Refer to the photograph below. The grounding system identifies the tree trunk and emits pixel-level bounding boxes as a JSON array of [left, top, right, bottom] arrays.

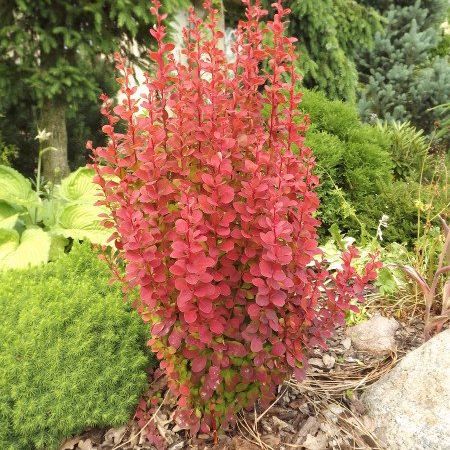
[[38, 99, 70, 183]]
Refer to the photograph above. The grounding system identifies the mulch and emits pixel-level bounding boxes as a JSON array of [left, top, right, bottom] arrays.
[[59, 314, 424, 450]]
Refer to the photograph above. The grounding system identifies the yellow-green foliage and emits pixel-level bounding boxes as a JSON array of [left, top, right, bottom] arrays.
[[0, 242, 153, 450]]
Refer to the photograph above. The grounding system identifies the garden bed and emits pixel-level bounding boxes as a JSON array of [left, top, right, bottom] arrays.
[[59, 311, 425, 450]]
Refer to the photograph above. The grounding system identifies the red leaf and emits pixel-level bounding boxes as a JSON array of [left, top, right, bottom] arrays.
[[179, 384, 190, 396], [199, 298, 213, 314], [192, 355, 207, 372], [248, 304, 261, 318], [175, 219, 189, 234], [271, 341, 285, 356], [218, 185, 234, 204], [294, 367, 306, 381], [210, 320, 224, 334], [201, 173, 215, 187], [151, 322, 165, 335], [184, 310, 197, 324], [250, 337, 263, 353], [227, 341, 247, 357]]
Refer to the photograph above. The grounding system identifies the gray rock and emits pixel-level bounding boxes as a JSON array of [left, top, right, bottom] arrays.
[[322, 354, 336, 369], [362, 329, 450, 450], [346, 314, 399, 354]]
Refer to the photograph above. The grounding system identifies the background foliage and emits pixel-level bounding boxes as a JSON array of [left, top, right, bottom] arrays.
[[0, 0, 184, 181], [302, 89, 448, 245], [358, 0, 450, 135], [258, 0, 380, 102]]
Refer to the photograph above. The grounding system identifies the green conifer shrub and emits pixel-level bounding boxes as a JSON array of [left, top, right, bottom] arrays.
[[0, 242, 153, 450], [301, 90, 394, 239], [261, 0, 380, 102], [302, 89, 447, 245], [358, 0, 450, 135]]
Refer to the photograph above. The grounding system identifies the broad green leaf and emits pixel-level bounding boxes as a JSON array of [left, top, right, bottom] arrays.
[[53, 203, 111, 245], [0, 228, 20, 260], [375, 267, 399, 296], [0, 165, 39, 209], [59, 167, 101, 203], [0, 228, 51, 270], [0, 213, 19, 229], [49, 233, 68, 261], [0, 201, 19, 229], [0, 201, 17, 220]]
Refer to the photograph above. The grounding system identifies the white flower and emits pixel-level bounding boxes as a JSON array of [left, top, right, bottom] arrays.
[[35, 128, 52, 142], [376, 214, 389, 241], [369, 113, 378, 124]]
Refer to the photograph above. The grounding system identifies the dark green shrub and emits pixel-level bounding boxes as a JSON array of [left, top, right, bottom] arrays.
[[301, 89, 362, 139], [0, 242, 153, 450], [301, 89, 394, 240], [302, 89, 448, 245], [357, 0, 450, 135], [358, 180, 422, 244]]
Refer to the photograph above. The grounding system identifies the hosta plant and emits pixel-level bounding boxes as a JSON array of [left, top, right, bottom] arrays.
[[0, 164, 110, 270], [92, 0, 380, 435]]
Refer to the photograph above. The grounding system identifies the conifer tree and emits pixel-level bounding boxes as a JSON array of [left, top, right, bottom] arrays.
[[0, 1, 180, 182], [286, 0, 380, 102], [251, 0, 378, 102], [358, 0, 450, 134]]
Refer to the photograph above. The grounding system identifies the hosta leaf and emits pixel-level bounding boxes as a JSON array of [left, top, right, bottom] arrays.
[[0, 201, 20, 229], [53, 203, 111, 245], [0, 201, 17, 220], [0, 228, 51, 270], [0, 228, 20, 260], [0, 165, 39, 209], [0, 213, 19, 229], [59, 167, 102, 203], [49, 234, 69, 261]]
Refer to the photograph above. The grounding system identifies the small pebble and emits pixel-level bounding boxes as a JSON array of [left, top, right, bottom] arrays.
[[322, 354, 336, 369], [309, 357, 324, 368], [342, 337, 352, 349]]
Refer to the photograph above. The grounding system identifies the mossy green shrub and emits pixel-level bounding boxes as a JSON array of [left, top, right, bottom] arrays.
[[301, 89, 448, 245], [301, 89, 395, 240], [0, 242, 153, 450]]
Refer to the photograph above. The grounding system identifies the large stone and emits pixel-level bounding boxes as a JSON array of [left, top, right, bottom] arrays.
[[362, 329, 450, 450], [346, 314, 399, 354]]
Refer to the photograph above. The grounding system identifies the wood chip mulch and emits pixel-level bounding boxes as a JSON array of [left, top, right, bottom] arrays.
[[59, 316, 424, 450]]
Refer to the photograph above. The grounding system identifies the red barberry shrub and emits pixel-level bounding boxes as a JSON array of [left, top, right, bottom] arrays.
[[91, 0, 381, 435]]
